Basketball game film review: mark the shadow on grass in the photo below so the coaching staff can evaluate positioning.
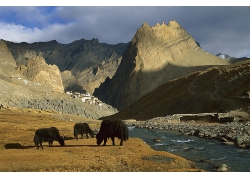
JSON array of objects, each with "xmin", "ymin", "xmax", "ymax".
[
  {"xmin": 64, "ymin": 144, "xmax": 120, "ymax": 147},
  {"xmin": 4, "ymin": 143, "xmax": 35, "ymax": 149},
  {"xmin": 4, "ymin": 143, "xmax": 112, "ymax": 149},
  {"xmin": 63, "ymin": 136, "xmax": 75, "ymax": 140},
  {"xmin": 5, "ymin": 140, "xmax": 119, "ymax": 149}
]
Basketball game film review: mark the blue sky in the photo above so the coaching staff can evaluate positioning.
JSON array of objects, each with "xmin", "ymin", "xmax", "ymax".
[{"xmin": 0, "ymin": 2, "xmax": 249, "ymax": 58}]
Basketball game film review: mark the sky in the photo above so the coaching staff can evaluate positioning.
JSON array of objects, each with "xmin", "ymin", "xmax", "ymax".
[{"xmin": 0, "ymin": 1, "xmax": 249, "ymax": 58}]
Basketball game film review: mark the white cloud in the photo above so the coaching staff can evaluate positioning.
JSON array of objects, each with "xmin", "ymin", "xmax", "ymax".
[
  {"xmin": 0, "ymin": 21, "xmax": 77, "ymax": 43},
  {"xmin": 0, "ymin": 6, "xmax": 249, "ymax": 58},
  {"xmin": 0, "ymin": 22, "xmax": 41, "ymax": 42}
]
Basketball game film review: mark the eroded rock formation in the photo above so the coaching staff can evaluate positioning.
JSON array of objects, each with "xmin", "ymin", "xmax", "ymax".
[
  {"xmin": 94, "ymin": 21, "xmax": 230, "ymax": 110},
  {"xmin": 5, "ymin": 39, "xmax": 128, "ymax": 94},
  {"xmin": 17, "ymin": 56, "xmax": 64, "ymax": 93}
]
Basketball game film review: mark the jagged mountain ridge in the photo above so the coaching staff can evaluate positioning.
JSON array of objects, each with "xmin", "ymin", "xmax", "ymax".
[
  {"xmin": 100, "ymin": 59, "xmax": 250, "ymax": 121},
  {"xmin": 94, "ymin": 21, "xmax": 230, "ymax": 110},
  {"xmin": 0, "ymin": 40, "xmax": 118, "ymax": 119},
  {"xmin": 4, "ymin": 38, "xmax": 128, "ymax": 94},
  {"xmin": 2, "ymin": 20, "xmax": 248, "ymax": 121}
]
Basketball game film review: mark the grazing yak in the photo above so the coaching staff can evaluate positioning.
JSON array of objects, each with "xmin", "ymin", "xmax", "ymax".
[
  {"xmin": 33, "ymin": 127, "xmax": 65, "ymax": 149},
  {"xmin": 74, "ymin": 123, "xmax": 95, "ymax": 140},
  {"xmin": 96, "ymin": 120, "xmax": 129, "ymax": 146}
]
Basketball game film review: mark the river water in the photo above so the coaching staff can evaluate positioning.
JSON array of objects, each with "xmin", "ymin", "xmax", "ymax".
[{"xmin": 128, "ymin": 126, "xmax": 250, "ymax": 172}]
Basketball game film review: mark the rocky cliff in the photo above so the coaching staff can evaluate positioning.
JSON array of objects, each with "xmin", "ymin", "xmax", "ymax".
[
  {"xmin": 0, "ymin": 40, "xmax": 33, "ymax": 99},
  {"xmin": 0, "ymin": 40, "xmax": 118, "ymax": 119},
  {"xmin": 94, "ymin": 21, "xmax": 230, "ymax": 110},
  {"xmin": 0, "ymin": 40, "xmax": 17, "ymax": 76},
  {"xmin": 5, "ymin": 39, "xmax": 128, "ymax": 94},
  {"xmin": 16, "ymin": 56, "xmax": 64, "ymax": 93}
]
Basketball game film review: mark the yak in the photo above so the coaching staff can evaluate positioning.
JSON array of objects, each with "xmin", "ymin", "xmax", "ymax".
[
  {"xmin": 96, "ymin": 120, "xmax": 129, "ymax": 146},
  {"xmin": 33, "ymin": 127, "xmax": 65, "ymax": 149},
  {"xmin": 74, "ymin": 122, "xmax": 95, "ymax": 140}
]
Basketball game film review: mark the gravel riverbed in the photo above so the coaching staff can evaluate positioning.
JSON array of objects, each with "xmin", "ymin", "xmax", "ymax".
[{"xmin": 125, "ymin": 116, "xmax": 250, "ymax": 149}]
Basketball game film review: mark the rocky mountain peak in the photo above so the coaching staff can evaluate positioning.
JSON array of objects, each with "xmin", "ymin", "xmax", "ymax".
[
  {"xmin": 0, "ymin": 40, "xmax": 18, "ymax": 78},
  {"xmin": 0, "ymin": 40, "xmax": 16, "ymax": 67},
  {"xmin": 94, "ymin": 21, "xmax": 230, "ymax": 110},
  {"xmin": 17, "ymin": 56, "xmax": 64, "ymax": 93}
]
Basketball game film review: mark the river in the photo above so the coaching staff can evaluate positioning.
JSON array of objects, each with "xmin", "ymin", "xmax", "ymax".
[{"xmin": 128, "ymin": 126, "xmax": 250, "ymax": 172}]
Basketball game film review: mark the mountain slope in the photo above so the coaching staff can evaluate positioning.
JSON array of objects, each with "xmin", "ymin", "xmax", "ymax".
[
  {"xmin": 5, "ymin": 38, "xmax": 128, "ymax": 94},
  {"xmin": 16, "ymin": 56, "xmax": 64, "ymax": 93},
  {"xmin": 94, "ymin": 21, "xmax": 230, "ymax": 110},
  {"xmin": 0, "ymin": 40, "xmax": 118, "ymax": 119},
  {"xmin": 100, "ymin": 59, "xmax": 250, "ymax": 120}
]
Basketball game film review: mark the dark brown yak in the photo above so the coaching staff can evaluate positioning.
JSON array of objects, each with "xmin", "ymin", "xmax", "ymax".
[
  {"xmin": 96, "ymin": 120, "xmax": 129, "ymax": 146},
  {"xmin": 33, "ymin": 127, "xmax": 65, "ymax": 149},
  {"xmin": 74, "ymin": 122, "xmax": 95, "ymax": 140}
]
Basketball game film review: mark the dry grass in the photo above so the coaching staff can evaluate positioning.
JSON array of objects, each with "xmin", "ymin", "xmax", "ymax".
[{"xmin": 0, "ymin": 108, "xmax": 204, "ymax": 172}]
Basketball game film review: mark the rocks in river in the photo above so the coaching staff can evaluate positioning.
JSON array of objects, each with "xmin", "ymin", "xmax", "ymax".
[
  {"xmin": 152, "ymin": 138, "xmax": 161, "ymax": 142},
  {"xmin": 233, "ymin": 135, "xmax": 250, "ymax": 148},
  {"xmin": 182, "ymin": 129, "xmax": 195, "ymax": 136},
  {"xmin": 125, "ymin": 118, "xmax": 250, "ymax": 149},
  {"xmin": 217, "ymin": 164, "xmax": 232, "ymax": 172}
]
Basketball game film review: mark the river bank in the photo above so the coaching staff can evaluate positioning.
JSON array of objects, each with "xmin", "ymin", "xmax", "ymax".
[
  {"xmin": 125, "ymin": 116, "xmax": 250, "ymax": 149},
  {"xmin": 0, "ymin": 108, "xmax": 204, "ymax": 172}
]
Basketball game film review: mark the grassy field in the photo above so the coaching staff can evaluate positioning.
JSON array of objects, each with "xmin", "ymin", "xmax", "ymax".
[{"xmin": 0, "ymin": 107, "xmax": 204, "ymax": 172}]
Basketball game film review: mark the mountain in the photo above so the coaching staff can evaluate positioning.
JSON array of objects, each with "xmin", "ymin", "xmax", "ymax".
[
  {"xmin": 1, "ymin": 20, "xmax": 248, "ymax": 121},
  {"xmin": 4, "ymin": 38, "xmax": 128, "ymax": 94},
  {"xmin": 16, "ymin": 56, "xmax": 64, "ymax": 93},
  {"xmin": 0, "ymin": 40, "xmax": 118, "ymax": 119},
  {"xmin": 216, "ymin": 53, "xmax": 234, "ymax": 59},
  {"xmin": 100, "ymin": 59, "xmax": 250, "ymax": 121},
  {"xmin": 0, "ymin": 40, "xmax": 17, "ymax": 76},
  {"xmin": 94, "ymin": 21, "xmax": 230, "ymax": 110}
]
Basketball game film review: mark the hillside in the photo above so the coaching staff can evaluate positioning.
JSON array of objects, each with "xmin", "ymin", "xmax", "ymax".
[
  {"xmin": 1, "ymin": 20, "xmax": 249, "ymax": 121},
  {"xmin": 94, "ymin": 21, "xmax": 230, "ymax": 110},
  {"xmin": 5, "ymin": 38, "xmax": 128, "ymax": 94},
  {"xmin": 100, "ymin": 59, "xmax": 250, "ymax": 121},
  {"xmin": 0, "ymin": 40, "xmax": 118, "ymax": 119},
  {"xmin": 16, "ymin": 56, "xmax": 64, "ymax": 93}
]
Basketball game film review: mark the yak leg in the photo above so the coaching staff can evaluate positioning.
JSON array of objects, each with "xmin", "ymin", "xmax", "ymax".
[
  {"xmin": 103, "ymin": 138, "xmax": 107, "ymax": 146},
  {"xmin": 75, "ymin": 132, "xmax": 78, "ymax": 140},
  {"xmin": 35, "ymin": 142, "xmax": 40, "ymax": 149},
  {"xmin": 119, "ymin": 139, "xmax": 123, "ymax": 146},
  {"xmin": 39, "ymin": 142, "xmax": 43, "ymax": 149},
  {"xmin": 49, "ymin": 140, "xmax": 53, "ymax": 147},
  {"xmin": 111, "ymin": 136, "xmax": 115, "ymax": 146},
  {"xmin": 38, "ymin": 139, "xmax": 43, "ymax": 149}
]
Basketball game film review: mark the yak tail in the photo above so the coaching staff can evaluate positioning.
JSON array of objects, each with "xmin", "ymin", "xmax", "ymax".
[
  {"xmin": 74, "ymin": 126, "xmax": 78, "ymax": 138},
  {"xmin": 120, "ymin": 124, "xmax": 129, "ymax": 141},
  {"xmin": 124, "ymin": 126, "xmax": 129, "ymax": 141},
  {"xmin": 33, "ymin": 132, "xmax": 39, "ymax": 146}
]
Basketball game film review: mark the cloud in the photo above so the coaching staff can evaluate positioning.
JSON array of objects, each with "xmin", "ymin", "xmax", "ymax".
[
  {"xmin": 0, "ymin": 21, "xmax": 78, "ymax": 43},
  {"xmin": 0, "ymin": 6, "xmax": 249, "ymax": 57}
]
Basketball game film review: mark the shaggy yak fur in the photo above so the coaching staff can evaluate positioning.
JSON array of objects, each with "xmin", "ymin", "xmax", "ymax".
[
  {"xmin": 74, "ymin": 123, "xmax": 95, "ymax": 140},
  {"xmin": 33, "ymin": 127, "xmax": 65, "ymax": 149},
  {"xmin": 96, "ymin": 120, "xmax": 129, "ymax": 146}
]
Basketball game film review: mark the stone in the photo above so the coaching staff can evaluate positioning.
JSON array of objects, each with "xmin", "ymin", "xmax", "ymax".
[{"xmin": 217, "ymin": 164, "xmax": 231, "ymax": 172}]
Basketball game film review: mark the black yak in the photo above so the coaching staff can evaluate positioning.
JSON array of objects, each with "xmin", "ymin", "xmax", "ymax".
[
  {"xmin": 33, "ymin": 127, "xmax": 65, "ymax": 149},
  {"xmin": 74, "ymin": 123, "xmax": 95, "ymax": 140},
  {"xmin": 96, "ymin": 120, "xmax": 129, "ymax": 146}
]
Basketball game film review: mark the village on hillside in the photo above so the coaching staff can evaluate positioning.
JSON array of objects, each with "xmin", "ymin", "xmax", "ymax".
[{"xmin": 65, "ymin": 91, "xmax": 103, "ymax": 107}]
